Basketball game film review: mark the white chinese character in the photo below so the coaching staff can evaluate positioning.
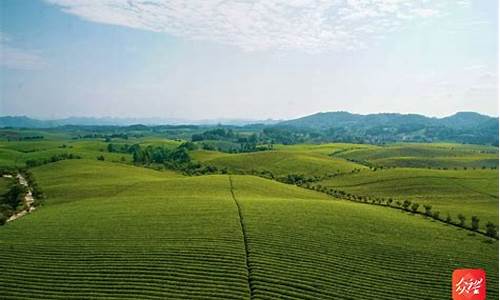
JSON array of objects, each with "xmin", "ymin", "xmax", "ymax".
[{"xmin": 456, "ymin": 277, "xmax": 483, "ymax": 295}]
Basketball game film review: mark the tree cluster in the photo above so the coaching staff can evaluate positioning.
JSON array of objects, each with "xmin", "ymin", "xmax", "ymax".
[
  {"xmin": 132, "ymin": 145, "xmax": 190, "ymax": 166},
  {"xmin": 192, "ymin": 128, "xmax": 236, "ymax": 141},
  {"xmin": 192, "ymin": 129, "xmax": 273, "ymax": 153},
  {"xmin": 26, "ymin": 153, "xmax": 81, "ymax": 168},
  {"xmin": 0, "ymin": 181, "xmax": 27, "ymax": 225}
]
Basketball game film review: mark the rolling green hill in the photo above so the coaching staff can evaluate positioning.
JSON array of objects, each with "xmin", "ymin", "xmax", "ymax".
[
  {"xmin": 0, "ymin": 140, "xmax": 133, "ymax": 168},
  {"xmin": 272, "ymin": 143, "xmax": 378, "ymax": 155},
  {"xmin": 192, "ymin": 142, "xmax": 498, "ymax": 179},
  {"xmin": 0, "ymin": 160, "xmax": 497, "ymax": 299},
  {"xmin": 193, "ymin": 150, "xmax": 367, "ymax": 177},
  {"xmin": 334, "ymin": 143, "xmax": 498, "ymax": 169},
  {"xmin": 0, "ymin": 137, "xmax": 187, "ymax": 169},
  {"xmin": 313, "ymin": 168, "xmax": 499, "ymax": 228},
  {"xmin": 1, "ymin": 161, "xmax": 250, "ymax": 299},
  {"xmin": 234, "ymin": 181, "xmax": 498, "ymax": 299}
]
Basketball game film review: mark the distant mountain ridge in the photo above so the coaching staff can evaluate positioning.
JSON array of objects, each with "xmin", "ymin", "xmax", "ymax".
[
  {"xmin": 275, "ymin": 111, "xmax": 498, "ymax": 145},
  {"xmin": 0, "ymin": 111, "xmax": 498, "ymax": 145},
  {"xmin": 0, "ymin": 116, "xmax": 279, "ymax": 128},
  {"xmin": 277, "ymin": 111, "xmax": 497, "ymax": 129}
]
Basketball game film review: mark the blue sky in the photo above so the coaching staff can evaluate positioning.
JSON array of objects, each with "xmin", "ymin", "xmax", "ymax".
[{"xmin": 0, "ymin": 0, "xmax": 498, "ymax": 120}]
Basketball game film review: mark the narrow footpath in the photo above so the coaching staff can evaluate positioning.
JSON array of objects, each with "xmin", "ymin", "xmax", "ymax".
[
  {"xmin": 6, "ymin": 173, "xmax": 35, "ymax": 222},
  {"xmin": 228, "ymin": 175, "xmax": 254, "ymax": 300}
]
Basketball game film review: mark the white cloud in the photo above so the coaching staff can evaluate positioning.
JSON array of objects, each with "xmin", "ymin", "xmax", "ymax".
[
  {"xmin": 0, "ymin": 33, "xmax": 47, "ymax": 70},
  {"xmin": 45, "ymin": 0, "xmax": 450, "ymax": 53},
  {"xmin": 464, "ymin": 65, "xmax": 486, "ymax": 71},
  {"xmin": 456, "ymin": 0, "xmax": 471, "ymax": 8},
  {"xmin": 412, "ymin": 8, "xmax": 439, "ymax": 17}
]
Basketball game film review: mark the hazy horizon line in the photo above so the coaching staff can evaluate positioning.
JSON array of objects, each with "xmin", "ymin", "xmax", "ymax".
[{"xmin": 1, "ymin": 110, "xmax": 498, "ymax": 123}]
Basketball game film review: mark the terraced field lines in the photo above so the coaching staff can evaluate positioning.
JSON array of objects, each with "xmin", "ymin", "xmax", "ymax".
[{"xmin": 229, "ymin": 175, "xmax": 254, "ymax": 299}]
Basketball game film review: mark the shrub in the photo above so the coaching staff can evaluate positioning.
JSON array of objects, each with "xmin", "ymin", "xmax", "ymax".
[
  {"xmin": 423, "ymin": 205, "xmax": 432, "ymax": 216},
  {"xmin": 0, "ymin": 204, "xmax": 13, "ymax": 217},
  {"xmin": 432, "ymin": 211, "xmax": 440, "ymax": 220},
  {"xmin": 457, "ymin": 214, "xmax": 466, "ymax": 227},
  {"xmin": 25, "ymin": 153, "xmax": 81, "ymax": 167},
  {"xmin": 445, "ymin": 214, "xmax": 452, "ymax": 223},
  {"xmin": 471, "ymin": 216, "xmax": 480, "ymax": 231},
  {"xmin": 402, "ymin": 200, "xmax": 411, "ymax": 211},
  {"xmin": 97, "ymin": 155, "xmax": 105, "ymax": 161},
  {"xmin": 485, "ymin": 222, "xmax": 498, "ymax": 238},
  {"xmin": 0, "ymin": 213, "xmax": 7, "ymax": 225},
  {"xmin": 410, "ymin": 203, "xmax": 420, "ymax": 213},
  {"xmin": 3, "ymin": 184, "xmax": 27, "ymax": 209},
  {"xmin": 0, "ymin": 167, "xmax": 15, "ymax": 176},
  {"xmin": 178, "ymin": 141, "xmax": 197, "ymax": 151}
]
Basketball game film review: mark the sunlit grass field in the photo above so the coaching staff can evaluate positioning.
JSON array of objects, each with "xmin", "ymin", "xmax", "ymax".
[
  {"xmin": 193, "ymin": 150, "xmax": 367, "ymax": 176},
  {"xmin": 0, "ymin": 136, "xmax": 498, "ymax": 299},
  {"xmin": 0, "ymin": 138, "xmax": 186, "ymax": 169},
  {"xmin": 0, "ymin": 159, "xmax": 497, "ymax": 299},
  {"xmin": 314, "ymin": 168, "xmax": 499, "ymax": 229},
  {"xmin": 0, "ymin": 140, "xmax": 129, "ymax": 168},
  {"xmin": 233, "ymin": 176, "xmax": 498, "ymax": 299},
  {"xmin": 1, "ymin": 160, "xmax": 250, "ymax": 299},
  {"xmin": 334, "ymin": 143, "xmax": 498, "ymax": 168}
]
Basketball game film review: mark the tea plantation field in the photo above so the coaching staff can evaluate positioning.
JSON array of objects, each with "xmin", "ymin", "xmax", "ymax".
[
  {"xmin": 192, "ymin": 150, "xmax": 366, "ymax": 177},
  {"xmin": 333, "ymin": 143, "xmax": 498, "ymax": 169},
  {"xmin": 0, "ymin": 159, "xmax": 498, "ymax": 299},
  {"xmin": 1, "ymin": 160, "xmax": 250, "ymax": 299},
  {"xmin": 313, "ymin": 168, "xmax": 499, "ymax": 228},
  {"xmin": 0, "ymin": 140, "xmax": 131, "ymax": 168},
  {"xmin": 233, "ymin": 176, "xmax": 498, "ymax": 299}
]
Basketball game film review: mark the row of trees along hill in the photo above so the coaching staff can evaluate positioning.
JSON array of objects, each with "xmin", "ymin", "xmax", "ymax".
[{"xmin": 305, "ymin": 184, "xmax": 498, "ymax": 239}]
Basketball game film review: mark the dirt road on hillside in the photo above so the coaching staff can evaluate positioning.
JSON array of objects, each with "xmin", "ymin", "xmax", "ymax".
[{"xmin": 6, "ymin": 173, "xmax": 35, "ymax": 222}]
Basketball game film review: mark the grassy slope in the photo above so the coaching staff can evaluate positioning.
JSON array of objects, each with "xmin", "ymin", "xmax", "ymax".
[
  {"xmin": 0, "ymin": 129, "xmax": 72, "ymax": 141},
  {"xmin": 0, "ymin": 140, "xmax": 133, "ymax": 168},
  {"xmin": 335, "ymin": 143, "xmax": 499, "ymax": 168},
  {"xmin": 314, "ymin": 168, "xmax": 499, "ymax": 228},
  {"xmin": 0, "ymin": 161, "xmax": 249, "ymax": 299},
  {"xmin": 33, "ymin": 160, "xmax": 180, "ymax": 205},
  {"xmin": 194, "ymin": 144, "xmax": 498, "ymax": 229},
  {"xmin": 273, "ymin": 143, "xmax": 378, "ymax": 155},
  {"xmin": 0, "ymin": 160, "xmax": 497, "ymax": 299},
  {"xmin": 190, "ymin": 150, "xmax": 230, "ymax": 161},
  {"xmin": 194, "ymin": 150, "xmax": 366, "ymax": 177},
  {"xmin": 0, "ymin": 138, "xmax": 185, "ymax": 168},
  {"xmin": 234, "ymin": 178, "xmax": 498, "ymax": 299}
]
